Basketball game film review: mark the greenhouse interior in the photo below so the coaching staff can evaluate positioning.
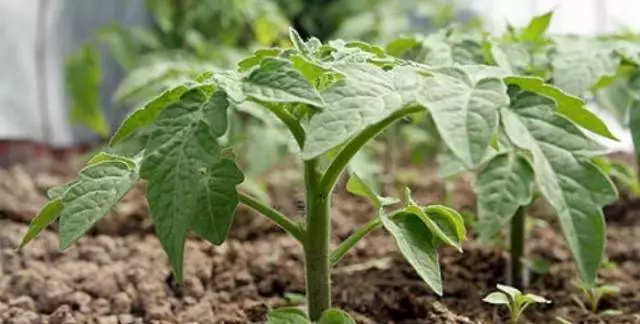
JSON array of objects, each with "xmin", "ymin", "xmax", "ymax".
[{"xmin": 1, "ymin": 0, "xmax": 639, "ymax": 323}]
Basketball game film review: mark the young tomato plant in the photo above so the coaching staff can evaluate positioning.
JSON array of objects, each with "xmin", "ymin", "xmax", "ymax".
[
  {"xmin": 483, "ymin": 284, "xmax": 550, "ymax": 324},
  {"xmin": 17, "ymin": 28, "xmax": 500, "ymax": 321},
  {"xmin": 385, "ymin": 12, "xmax": 620, "ymax": 290},
  {"xmin": 571, "ymin": 281, "xmax": 622, "ymax": 316}
]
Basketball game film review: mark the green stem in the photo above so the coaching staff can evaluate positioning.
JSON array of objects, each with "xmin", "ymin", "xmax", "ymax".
[
  {"xmin": 304, "ymin": 159, "xmax": 331, "ymax": 321},
  {"xmin": 330, "ymin": 218, "xmax": 382, "ymax": 267},
  {"xmin": 320, "ymin": 106, "xmax": 423, "ymax": 195},
  {"xmin": 262, "ymin": 102, "xmax": 306, "ymax": 148},
  {"xmin": 509, "ymin": 207, "xmax": 527, "ymax": 290},
  {"xmin": 238, "ymin": 193, "xmax": 306, "ymax": 244}
]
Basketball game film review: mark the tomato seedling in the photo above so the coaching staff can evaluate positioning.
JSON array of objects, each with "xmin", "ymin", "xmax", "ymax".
[
  {"xmin": 483, "ymin": 284, "xmax": 550, "ymax": 324},
  {"xmin": 19, "ymin": 29, "xmax": 479, "ymax": 321}
]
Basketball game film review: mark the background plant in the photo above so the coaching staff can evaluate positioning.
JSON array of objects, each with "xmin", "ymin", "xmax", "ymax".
[{"xmin": 483, "ymin": 284, "xmax": 550, "ymax": 324}]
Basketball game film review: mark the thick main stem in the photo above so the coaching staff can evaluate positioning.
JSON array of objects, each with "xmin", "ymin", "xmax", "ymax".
[
  {"xmin": 304, "ymin": 160, "xmax": 331, "ymax": 321},
  {"xmin": 509, "ymin": 207, "xmax": 527, "ymax": 290}
]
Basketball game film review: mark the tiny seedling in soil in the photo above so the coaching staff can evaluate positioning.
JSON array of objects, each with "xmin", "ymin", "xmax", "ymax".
[
  {"xmin": 571, "ymin": 281, "xmax": 622, "ymax": 316},
  {"xmin": 483, "ymin": 284, "xmax": 551, "ymax": 324}
]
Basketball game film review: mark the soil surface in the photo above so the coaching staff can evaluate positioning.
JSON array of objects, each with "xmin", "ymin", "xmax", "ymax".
[{"xmin": 0, "ymin": 151, "xmax": 639, "ymax": 323}]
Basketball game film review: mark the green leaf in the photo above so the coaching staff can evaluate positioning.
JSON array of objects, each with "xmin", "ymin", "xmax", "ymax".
[
  {"xmin": 140, "ymin": 89, "xmax": 243, "ymax": 281},
  {"xmin": 18, "ymin": 199, "xmax": 63, "ymax": 249},
  {"xmin": 483, "ymin": 292, "xmax": 510, "ymax": 305},
  {"xmin": 381, "ymin": 211, "xmax": 442, "ymax": 295},
  {"xmin": 520, "ymin": 11, "xmax": 553, "ymax": 42},
  {"xmin": 65, "ymin": 44, "xmax": 109, "ymax": 137},
  {"xmin": 424, "ymin": 205, "xmax": 467, "ymax": 249},
  {"xmin": 238, "ymin": 48, "xmax": 282, "ymax": 71},
  {"xmin": 385, "ymin": 36, "xmax": 422, "ymax": 57},
  {"xmin": 497, "ymin": 284, "xmax": 521, "ymax": 299},
  {"xmin": 416, "ymin": 67, "xmax": 509, "ymax": 167},
  {"xmin": 86, "ymin": 152, "xmax": 137, "ymax": 169},
  {"xmin": 243, "ymin": 58, "xmax": 324, "ymax": 107},
  {"xmin": 47, "ymin": 181, "xmax": 77, "ymax": 200},
  {"xmin": 552, "ymin": 39, "xmax": 620, "ymax": 96},
  {"xmin": 289, "ymin": 27, "xmax": 310, "ymax": 56},
  {"xmin": 318, "ymin": 308, "xmax": 356, "ymax": 324},
  {"xmin": 505, "ymin": 76, "xmax": 617, "ymax": 140},
  {"xmin": 110, "ymin": 84, "xmax": 190, "ymax": 146},
  {"xmin": 266, "ymin": 307, "xmax": 310, "ymax": 324},
  {"xmin": 474, "ymin": 152, "xmax": 534, "ymax": 240},
  {"xmin": 501, "ymin": 89, "xmax": 618, "ymax": 285},
  {"xmin": 522, "ymin": 293, "xmax": 551, "ymax": 304},
  {"xmin": 631, "ymin": 101, "xmax": 640, "ymax": 162},
  {"xmin": 59, "ymin": 161, "xmax": 138, "ymax": 249},
  {"xmin": 346, "ymin": 173, "xmax": 399, "ymax": 209},
  {"xmin": 302, "ymin": 64, "xmax": 421, "ymax": 159}
]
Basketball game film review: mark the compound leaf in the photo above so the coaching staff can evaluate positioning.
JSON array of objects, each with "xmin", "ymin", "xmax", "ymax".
[
  {"xmin": 474, "ymin": 152, "xmax": 534, "ymax": 240},
  {"xmin": 501, "ymin": 89, "xmax": 617, "ymax": 285},
  {"xmin": 302, "ymin": 64, "xmax": 421, "ymax": 159},
  {"xmin": 140, "ymin": 89, "xmax": 242, "ymax": 281},
  {"xmin": 59, "ymin": 160, "xmax": 138, "ymax": 249},
  {"xmin": 416, "ymin": 67, "xmax": 509, "ymax": 167},
  {"xmin": 505, "ymin": 75, "xmax": 616, "ymax": 140}
]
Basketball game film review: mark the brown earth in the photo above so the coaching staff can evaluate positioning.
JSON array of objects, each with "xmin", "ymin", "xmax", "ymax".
[{"xmin": 0, "ymin": 152, "xmax": 639, "ymax": 324}]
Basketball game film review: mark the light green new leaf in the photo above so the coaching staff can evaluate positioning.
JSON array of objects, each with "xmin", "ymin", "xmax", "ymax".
[
  {"xmin": 238, "ymin": 48, "xmax": 282, "ymax": 72},
  {"xmin": 552, "ymin": 39, "xmax": 619, "ymax": 96},
  {"xmin": 318, "ymin": 309, "xmax": 356, "ymax": 324},
  {"xmin": 382, "ymin": 211, "xmax": 442, "ymax": 295},
  {"xmin": 483, "ymin": 292, "xmax": 510, "ymax": 305},
  {"xmin": 474, "ymin": 152, "xmax": 534, "ymax": 240},
  {"xmin": 501, "ymin": 90, "xmax": 617, "ymax": 285},
  {"xmin": 266, "ymin": 307, "xmax": 309, "ymax": 324},
  {"xmin": 520, "ymin": 11, "xmax": 553, "ymax": 42},
  {"xmin": 505, "ymin": 75, "xmax": 617, "ymax": 140},
  {"xmin": 19, "ymin": 199, "xmax": 64, "ymax": 249},
  {"xmin": 59, "ymin": 161, "xmax": 138, "ymax": 249},
  {"xmin": 110, "ymin": 84, "xmax": 190, "ymax": 146},
  {"xmin": 302, "ymin": 64, "xmax": 421, "ymax": 159},
  {"xmin": 385, "ymin": 36, "xmax": 422, "ymax": 57},
  {"xmin": 243, "ymin": 58, "xmax": 324, "ymax": 107},
  {"xmin": 424, "ymin": 205, "xmax": 466, "ymax": 249},
  {"xmin": 66, "ymin": 45, "xmax": 109, "ymax": 137},
  {"xmin": 416, "ymin": 68, "xmax": 509, "ymax": 167},
  {"xmin": 140, "ymin": 89, "xmax": 241, "ymax": 281}
]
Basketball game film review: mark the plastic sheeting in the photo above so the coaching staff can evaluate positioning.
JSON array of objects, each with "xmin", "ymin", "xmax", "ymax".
[{"xmin": 0, "ymin": 0, "xmax": 146, "ymax": 146}]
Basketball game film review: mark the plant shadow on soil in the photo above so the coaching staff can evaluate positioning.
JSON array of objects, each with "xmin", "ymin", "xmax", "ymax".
[{"xmin": 0, "ymin": 152, "xmax": 639, "ymax": 323}]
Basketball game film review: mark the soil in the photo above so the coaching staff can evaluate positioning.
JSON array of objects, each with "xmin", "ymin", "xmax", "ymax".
[{"xmin": 1, "ymin": 150, "xmax": 639, "ymax": 324}]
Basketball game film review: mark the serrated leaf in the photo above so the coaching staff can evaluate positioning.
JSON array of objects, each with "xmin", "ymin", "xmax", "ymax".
[
  {"xmin": 318, "ymin": 308, "xmax": 355, "ymax": 324},
  {"xmin": 243, "ymin": 58, "xmax": 324, "ymax": 107},
  {"xmin": 381, "ymin": 211, "xmax": 442, "ymax": 295},
  {"xmin": 302, "ymin": 64, "xmax": 421, "ymax": 159},
  {"xmin": 66, "ymin": 45, "xmax": 109, "ymax": 137},
  {"xmin": 501, "ymin": 89, "xmax": 618, "ymax": 285},
  {"xmin": 474, "ymin": 152, "xmax": 534, "ymax": 240},
  {"xmin": 110, "ymin": 85, "xmax": 190, "ymax": 146},
  {"xmin": 505, "ymin": 76, "xmax": 617, "ymax": 140},
  {"xmin": 289, "ymin": 27, "xmax": 310, "ymax": 56},
  {"xmin": 520, "ymin": 11, "xmax": 553, "ymax": 42},
  {"xmin": 266, "ymin": 307, "xmax": 310, "ymax": 324},
  {"xmin": 552, "ymin": 39, "xmax": 620, "ymax": 96},
  {"xmin": 416, "ymin": 68, "xmax": 509, "ymax": 167},
  {"xmin": 483, "ymin": 292, "xmax": 510, "ymax": 305},
  {"xmin": 59, "ymin": 161, "xmax": 138, "ymax": 249},
  {"xmin": 140, "ymin": 89, "xmax": 242, "ymax": 281},
  {"xmin": 19, "ymin": 199, "xmax": 63, "ymax": 249}
]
